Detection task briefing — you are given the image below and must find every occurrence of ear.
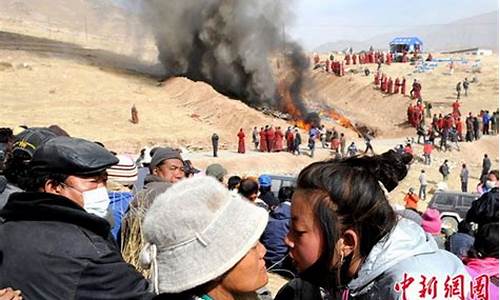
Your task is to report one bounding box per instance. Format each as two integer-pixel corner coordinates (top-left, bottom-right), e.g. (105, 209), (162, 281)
(43, 180), (63, 195)
(337, 229), (359, 258)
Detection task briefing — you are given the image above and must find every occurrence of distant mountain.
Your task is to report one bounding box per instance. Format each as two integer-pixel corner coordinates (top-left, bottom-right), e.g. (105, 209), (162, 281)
(315, 11), (499, 53)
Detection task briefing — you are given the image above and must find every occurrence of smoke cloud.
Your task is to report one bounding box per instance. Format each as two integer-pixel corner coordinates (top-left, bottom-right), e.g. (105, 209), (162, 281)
(139, 0), (309, 116)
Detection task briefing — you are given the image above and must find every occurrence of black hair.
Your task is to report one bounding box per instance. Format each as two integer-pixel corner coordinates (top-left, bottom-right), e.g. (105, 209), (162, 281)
(296, 150), (412, 270)
(468, 222), (499, 258)
(457, 220), (474, 236)
(24, 172), (69, 192)
(227, 176), (242, 191)
(278, 186), (295, 203)
(489, 170), (499, 180)
(238, 178), (259, 200)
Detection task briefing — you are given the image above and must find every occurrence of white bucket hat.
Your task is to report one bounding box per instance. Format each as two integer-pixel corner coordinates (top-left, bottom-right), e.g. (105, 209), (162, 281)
(142, 176), (268, 294)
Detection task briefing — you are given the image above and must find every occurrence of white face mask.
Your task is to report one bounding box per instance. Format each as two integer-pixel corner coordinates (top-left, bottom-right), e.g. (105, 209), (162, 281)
(485, 180), (497, 190)
(82, 187), (110, 218)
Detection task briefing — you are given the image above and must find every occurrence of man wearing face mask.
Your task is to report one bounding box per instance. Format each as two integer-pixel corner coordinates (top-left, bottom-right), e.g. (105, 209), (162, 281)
(466, 170), (499, 231)
(0, 137), (153, 300)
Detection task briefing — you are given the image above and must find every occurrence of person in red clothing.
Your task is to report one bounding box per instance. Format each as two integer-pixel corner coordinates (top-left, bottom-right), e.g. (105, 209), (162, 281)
(435, 114), (442, 130)
(414, 108), (422, 127)
(386, 52), (392, 65)
(404, 188), (419, 210)
(266, 126), (275, 152)
(403, 143), (413, 155)
(286, 127), (294, 152)
(374, 72), (380, 85)
(352, 53), (357, 65)
(273, 127), (284, 152)
(345, 53), (351, 65)
(325, 59), (330, 72)
(452, 100), (461, 117)
(401, 77), (406, 95)
(259, 127), (267, 152)
(237, 128), (246, 154)
(407, 104), (415, 126)
(423, 142), (433, 165)
(387, 77), (393, 94)
(382, 76), (388, 93)
(394, 78), (400, 94)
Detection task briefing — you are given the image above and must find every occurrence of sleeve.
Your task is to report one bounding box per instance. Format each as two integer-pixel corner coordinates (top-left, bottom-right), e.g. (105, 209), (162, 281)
(75, 248), (154, 300)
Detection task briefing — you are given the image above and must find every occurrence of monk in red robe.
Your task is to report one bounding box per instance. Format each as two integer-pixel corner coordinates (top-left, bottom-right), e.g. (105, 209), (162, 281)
(352, 54), (357, 65)
(237, 128), (245, 153)
(286, 128), (294, 152)
(394, 78), (400, 94)
(274, 127), (284, 152)
(266, 126), (275, 152)
(259, 127), (267, 152)
(374, 72), (380, 85)
(386, 52), (392, 65)
(387, 78), (393, 94)
(452, 100), (461, 116)
(401, 78), (406, 95)
(382, 76), (388, 93)
(345, 53), (351, 65)
(407, 104), (414, 126)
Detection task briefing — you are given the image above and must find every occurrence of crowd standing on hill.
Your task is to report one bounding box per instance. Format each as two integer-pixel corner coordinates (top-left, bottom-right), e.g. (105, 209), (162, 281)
(0, 123), (497, 300)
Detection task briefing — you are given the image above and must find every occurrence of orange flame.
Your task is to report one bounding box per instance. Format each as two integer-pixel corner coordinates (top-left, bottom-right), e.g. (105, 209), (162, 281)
(322, 109), (359, 134)
(277, 80), (303, 120)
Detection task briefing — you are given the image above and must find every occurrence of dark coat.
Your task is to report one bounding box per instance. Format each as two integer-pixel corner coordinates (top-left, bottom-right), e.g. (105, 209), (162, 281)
(466, 187), (499, 229)
(446, 232), (474, 258)
(0, 192), (153, 300)
(261, 202), (291, 268)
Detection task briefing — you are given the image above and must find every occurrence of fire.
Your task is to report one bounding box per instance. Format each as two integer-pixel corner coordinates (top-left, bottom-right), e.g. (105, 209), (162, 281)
(295, 119), (311, 131)
(277, 79), (314, 131)
(322, 108), (360, 134)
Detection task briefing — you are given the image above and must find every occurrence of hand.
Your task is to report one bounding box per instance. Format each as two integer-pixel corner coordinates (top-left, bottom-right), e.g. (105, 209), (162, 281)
(0, 288), (22, 300)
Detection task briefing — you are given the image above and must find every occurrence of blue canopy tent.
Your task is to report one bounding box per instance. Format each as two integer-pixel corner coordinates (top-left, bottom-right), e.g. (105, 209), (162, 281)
(389, 37), (423, 53)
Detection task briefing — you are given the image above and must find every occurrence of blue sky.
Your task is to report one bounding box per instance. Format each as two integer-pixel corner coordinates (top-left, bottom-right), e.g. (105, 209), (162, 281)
(288, 0), (498, 50)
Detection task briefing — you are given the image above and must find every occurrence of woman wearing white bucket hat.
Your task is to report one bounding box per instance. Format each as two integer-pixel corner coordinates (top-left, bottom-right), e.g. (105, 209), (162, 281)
(141, 176), (269, 300)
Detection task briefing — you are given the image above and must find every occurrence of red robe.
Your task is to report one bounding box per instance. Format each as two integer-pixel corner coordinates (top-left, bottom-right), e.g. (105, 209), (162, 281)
(407, 105), (414, 125)
(286, 130), (294, 152)
(352, 54), (357, 65)
(387, 78), (393, 94)
(394, 78), (400, 94)
(386, 53), (392, 65)
(437, 118), (445, 130)
(374, 73), (380, 85)
(401, 79), (406, 95)
(259, 130), (267, 152)
(331, 138), (340, 151)
(382, 77), (388, 93)
(456, 120), (463, 139)
(266, 128), (275, 152)
(274, 129), (284, 152)
(237, 131), (245, 153)
(452, 102), (461, 116)
(345, 54), (351, 65)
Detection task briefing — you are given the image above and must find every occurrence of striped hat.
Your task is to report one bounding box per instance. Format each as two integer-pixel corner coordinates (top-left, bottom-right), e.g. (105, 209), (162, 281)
(107, 154), (138, 186)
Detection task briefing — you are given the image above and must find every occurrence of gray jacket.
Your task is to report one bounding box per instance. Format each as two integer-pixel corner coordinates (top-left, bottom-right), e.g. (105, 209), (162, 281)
(346, 219), (470, 299)
(0, 176), (22, 210)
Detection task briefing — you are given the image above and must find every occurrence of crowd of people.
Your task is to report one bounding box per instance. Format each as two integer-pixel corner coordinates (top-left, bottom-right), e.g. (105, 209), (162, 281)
(0, 124), (497, 300)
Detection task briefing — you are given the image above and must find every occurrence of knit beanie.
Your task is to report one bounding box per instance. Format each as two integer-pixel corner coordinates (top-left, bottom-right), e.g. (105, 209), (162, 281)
(421, 208), (442, 235)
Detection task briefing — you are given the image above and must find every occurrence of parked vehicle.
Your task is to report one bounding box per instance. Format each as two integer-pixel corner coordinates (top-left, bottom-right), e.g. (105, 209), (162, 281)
(267, 175), (296, 198)
(427, 191), (479, 232)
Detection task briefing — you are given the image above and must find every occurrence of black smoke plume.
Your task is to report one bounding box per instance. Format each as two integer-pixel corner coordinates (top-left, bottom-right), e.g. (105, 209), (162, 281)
(139, 0), (309, 116)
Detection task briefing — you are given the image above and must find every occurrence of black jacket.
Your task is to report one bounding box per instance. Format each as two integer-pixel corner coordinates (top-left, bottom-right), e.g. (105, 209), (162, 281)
(0, 192), (153, 300)
(466, 187), (499, 228)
